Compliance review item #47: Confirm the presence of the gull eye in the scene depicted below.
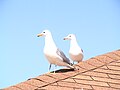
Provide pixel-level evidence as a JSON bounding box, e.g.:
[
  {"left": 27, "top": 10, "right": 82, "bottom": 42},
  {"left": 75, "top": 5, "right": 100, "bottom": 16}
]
[
  {"left": 69, "top": 35, "right": 71, "bottom": 37},
  {"left": 43, "top": 32, "right": 45, "bottom": 33}
]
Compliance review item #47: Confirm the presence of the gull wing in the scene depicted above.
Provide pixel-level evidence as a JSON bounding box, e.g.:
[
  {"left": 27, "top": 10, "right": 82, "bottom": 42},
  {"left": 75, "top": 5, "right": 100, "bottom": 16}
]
[{"left": 56, "top": 48, "right": 70, "bottom": 64}]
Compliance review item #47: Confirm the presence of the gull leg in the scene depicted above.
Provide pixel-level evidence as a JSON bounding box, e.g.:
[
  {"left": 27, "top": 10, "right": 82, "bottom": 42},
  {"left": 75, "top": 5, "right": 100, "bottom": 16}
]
[
  {"left": 73, "top": 61, "right": 74, "bottom": 64},
  {"left": 49, "top": 64, "right": 52, "bottom": 72},
  {"left": 53, "top": 65, "right": 57, "bottom": 73}
]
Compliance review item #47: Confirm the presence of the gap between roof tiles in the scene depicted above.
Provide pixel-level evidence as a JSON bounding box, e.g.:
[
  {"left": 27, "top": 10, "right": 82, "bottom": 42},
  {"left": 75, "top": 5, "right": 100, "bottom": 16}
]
[
  {"left": 90, "top": 85, "right": 94, "bottom": 90},
  {"left": 107, "top": 82, "right": 111, "bottom": 88},
  {"left": 106, "top": 73, "right": 112, "bottom": 79},
  {"left": 89, "top": 76, "right": 94, "bottom": 81}
]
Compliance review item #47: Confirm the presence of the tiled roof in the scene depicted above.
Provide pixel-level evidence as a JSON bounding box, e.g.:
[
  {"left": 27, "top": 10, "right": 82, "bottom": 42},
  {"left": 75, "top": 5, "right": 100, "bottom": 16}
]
[{"left": 3, "top": 49, "right": 120, "bottom": 90}]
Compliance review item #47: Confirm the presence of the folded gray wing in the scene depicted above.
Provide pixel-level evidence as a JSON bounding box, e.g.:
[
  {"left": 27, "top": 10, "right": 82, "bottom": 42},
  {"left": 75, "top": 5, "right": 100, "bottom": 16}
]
[{"left": 56, "top": 48, "right": 70, "bottom": 64}]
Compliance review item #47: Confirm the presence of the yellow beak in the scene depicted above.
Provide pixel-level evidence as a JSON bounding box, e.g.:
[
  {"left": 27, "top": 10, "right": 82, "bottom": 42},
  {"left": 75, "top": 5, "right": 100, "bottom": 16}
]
[{"left": 37, "top": 33, "right": 43, "bottom": 37}]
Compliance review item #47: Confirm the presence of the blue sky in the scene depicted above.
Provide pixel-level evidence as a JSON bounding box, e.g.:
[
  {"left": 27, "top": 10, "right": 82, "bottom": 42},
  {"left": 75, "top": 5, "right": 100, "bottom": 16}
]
[{"left": 0, "top": 0, "right": 120, "bottom": 88}]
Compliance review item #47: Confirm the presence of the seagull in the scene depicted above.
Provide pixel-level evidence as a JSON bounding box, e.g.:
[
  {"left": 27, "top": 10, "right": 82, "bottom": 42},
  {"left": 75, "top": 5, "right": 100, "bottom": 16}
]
[
  {"left": 37, "top": 30, "right": 74, "bottom": 72},
  {"left": 64, "top": 34, "right": 83, "bottom": 64}
]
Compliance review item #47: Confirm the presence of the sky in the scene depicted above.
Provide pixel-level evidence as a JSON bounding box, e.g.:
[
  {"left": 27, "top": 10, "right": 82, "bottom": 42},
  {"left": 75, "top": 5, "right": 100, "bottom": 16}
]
[{"left": 0, "top": 0, "right": 120, "bottom": 88}]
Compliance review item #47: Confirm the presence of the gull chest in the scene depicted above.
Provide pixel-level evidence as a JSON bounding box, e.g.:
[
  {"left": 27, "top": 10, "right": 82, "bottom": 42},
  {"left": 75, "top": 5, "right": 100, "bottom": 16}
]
[{"left": 44, "top": 48, "right": 58, "bottom": 64}]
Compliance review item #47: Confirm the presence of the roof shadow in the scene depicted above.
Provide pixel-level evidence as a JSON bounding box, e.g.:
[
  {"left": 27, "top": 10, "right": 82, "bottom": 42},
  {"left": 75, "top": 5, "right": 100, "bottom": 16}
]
[{"left": 50, "top": 68, "right": 75, "bottom": 73}]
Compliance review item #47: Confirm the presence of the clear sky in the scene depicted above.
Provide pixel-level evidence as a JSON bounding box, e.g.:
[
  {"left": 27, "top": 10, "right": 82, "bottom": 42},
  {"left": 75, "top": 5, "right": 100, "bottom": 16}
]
[{"left": 0, "top": 0, "right": 120, "bottom": 88}]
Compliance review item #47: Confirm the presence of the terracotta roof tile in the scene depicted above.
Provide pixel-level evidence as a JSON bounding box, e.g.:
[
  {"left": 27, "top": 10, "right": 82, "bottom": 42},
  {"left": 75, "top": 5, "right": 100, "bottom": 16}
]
[
  {"left": 75, "top": 61, "right": 96, "bottom": 70},
  {"left": 109, "top": 60, "right": 120, "bottom": 66},
  {"left": 100, "top": 65, "right": 109, "bottom": 69},
  {"left": 94, "top": 67, "right": 120, "bottom": 75},
  {"left": 25, "top": 78, "right": 47, "bottom": 87},
  {"left": 107, "top": 65, "right": 120, "bottom": 71},
  {"left": 15, "top": 82, "right": 38, "bottom": 90},
  {"left": 57, "top": 81, "right": 92, "bottom": 89},
  {"left": 72, "top": 74, "right": 93, "bottom": 80},
  {"left": 92, "top": 76, "right": 120, "bottom": 84},
  {"left": 105, "top": 52, "right": 120, "bottom": 60},
  {"left": 45, "top": 72, "right": 72, "bottom": 80},
  {"left": 108, "top": 74, "right": 120, "bottom": 80},
  {"left": 92, "top": 86, "right": 119, "bottom": 90},
  {"left": 116, "top": 60, "right": 120, "bottom": 63},
  {"left": 113, "top": 50, "right": 120, "bottom": 56},
  {"left": 3, "top": 49, "right": 120, "bottom": 90},
  {"left": 61, "top": 78, "right": 75, "bottom": 83},
  {"left": 108, "top": 83, "right": 120, "bottom": 89},
  {"left": 3, "top": 86, "right": 21, "bottom": 90},
  {"left": 85, "top": 58, "right": 104, "bottom": 67},
  {"left": 83, "top": 71, "right": 109, "bottom": 78},
  {"left": 35, "top": 75, "right": 57, "bottom": 83},
  {"left": 93, "top": 55, "right": 114, "bottom": 64},
  {"left": 37, "top": 85, "right": 75, "bottom": 90},
  {"left": 74, "top": 78, "right": 109, "bottom": 87}
]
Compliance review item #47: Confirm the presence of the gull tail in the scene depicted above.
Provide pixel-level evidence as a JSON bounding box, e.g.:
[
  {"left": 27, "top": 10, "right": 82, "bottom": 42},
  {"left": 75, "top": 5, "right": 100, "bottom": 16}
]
[{"left": 66, "top": 64, "right": 75, "bottom": 69}]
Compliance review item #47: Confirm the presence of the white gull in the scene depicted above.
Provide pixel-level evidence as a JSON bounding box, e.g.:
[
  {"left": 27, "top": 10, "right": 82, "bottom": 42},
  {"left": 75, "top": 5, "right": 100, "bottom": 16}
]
[
  {"left": 64, "top": 34, "right": 83, "bottom": 64},
  {"left": 37, "top": 30, "right": 74, "bottom": 72}
]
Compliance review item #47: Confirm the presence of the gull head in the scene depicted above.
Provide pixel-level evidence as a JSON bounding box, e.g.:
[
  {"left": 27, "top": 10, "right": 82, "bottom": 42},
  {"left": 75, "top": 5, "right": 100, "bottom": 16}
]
[
  {"left": 63, "top": 34, "right": 76, "bottom": 40},
  {"left": 37, "top": 30, "right": 51, "bottom": 37}
]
